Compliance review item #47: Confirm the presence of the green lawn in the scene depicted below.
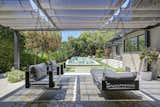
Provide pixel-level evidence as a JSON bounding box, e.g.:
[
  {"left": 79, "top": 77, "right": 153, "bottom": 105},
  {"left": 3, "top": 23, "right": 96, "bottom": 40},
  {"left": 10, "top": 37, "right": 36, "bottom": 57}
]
[
  {"left": 91, "top": 58, "right": 124, "bottom": 72},
  {"left": 66, "top": 66, "right": 75, "bottom": 72}
]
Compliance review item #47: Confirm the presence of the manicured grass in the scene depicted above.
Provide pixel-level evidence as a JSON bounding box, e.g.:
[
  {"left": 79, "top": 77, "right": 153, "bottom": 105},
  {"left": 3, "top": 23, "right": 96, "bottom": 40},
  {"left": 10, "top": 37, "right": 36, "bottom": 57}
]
[
  {"left": 92, "top": 58, "right": 124, "bottom": 72},
  {"left": 66, "top": 66, "right": 75, "bottom": 72}
]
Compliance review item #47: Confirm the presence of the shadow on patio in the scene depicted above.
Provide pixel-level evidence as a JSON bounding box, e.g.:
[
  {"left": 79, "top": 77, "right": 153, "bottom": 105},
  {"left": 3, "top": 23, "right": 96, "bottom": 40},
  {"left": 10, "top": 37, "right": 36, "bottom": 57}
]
[{"left": 1, "top": 75, "right": 160, "bottom": 107}]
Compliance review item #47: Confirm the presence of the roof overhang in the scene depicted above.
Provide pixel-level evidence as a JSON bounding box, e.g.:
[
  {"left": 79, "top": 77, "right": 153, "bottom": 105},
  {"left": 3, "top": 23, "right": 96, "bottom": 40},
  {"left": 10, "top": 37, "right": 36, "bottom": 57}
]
[{"left": 0, "top": 0, "right": 160, "bottom": 31}]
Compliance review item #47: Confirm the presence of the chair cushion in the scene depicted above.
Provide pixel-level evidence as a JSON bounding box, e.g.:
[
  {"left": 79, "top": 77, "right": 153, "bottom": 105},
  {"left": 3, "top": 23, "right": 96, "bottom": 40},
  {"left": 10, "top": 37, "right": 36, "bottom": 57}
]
[
  {"left": 29, "top": 63, "right": 47, "bottom": 81},
  {"left": 49, "top": 60, "right": 58, "bottom": 72},
  {"left": 104, "top": 70, "right": 137, "bottom": 81},
  {"left": 90, "top": 69, "right": 106, "bottom": 84}
]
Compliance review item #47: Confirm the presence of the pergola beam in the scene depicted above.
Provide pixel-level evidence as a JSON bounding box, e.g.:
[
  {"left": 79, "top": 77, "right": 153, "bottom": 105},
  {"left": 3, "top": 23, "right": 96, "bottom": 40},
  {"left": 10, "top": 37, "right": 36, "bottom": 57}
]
[
  {"left": 14, "top": 27, "right": 140, "bottom": 31},
  {"left": 33, "top": 0, "right": 57, "bottom": 28},
  {"left": 1, "top": 20, "right": 160, "bottom": 25},
  {"left": 11, "top": 24, "right": 155, "bottom": 30},
  {"left": 0, "top": 0, "right": 160, "bottom": 30},
  {"left": 3, "top": 21, "right": 159, "bottom": 25},
  {"left": 1, "top": 13, "right": 160, "bottom": 19},
  {"left": 1, "top": 6, "right": 160, "bottom": 11}
]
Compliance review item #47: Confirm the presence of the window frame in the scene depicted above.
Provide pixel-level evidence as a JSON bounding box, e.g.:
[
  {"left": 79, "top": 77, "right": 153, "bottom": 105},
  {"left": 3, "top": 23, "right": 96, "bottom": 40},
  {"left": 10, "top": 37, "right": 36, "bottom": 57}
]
[{"left": 124, "top": 34, "right": 145, "bottom": 53}]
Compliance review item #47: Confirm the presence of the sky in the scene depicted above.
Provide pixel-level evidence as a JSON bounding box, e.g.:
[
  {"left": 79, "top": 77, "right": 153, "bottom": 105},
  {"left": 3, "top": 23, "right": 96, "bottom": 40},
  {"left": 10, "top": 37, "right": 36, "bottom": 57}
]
[{"left": 62, "top": 31, "right": 81, "bottom": 41}]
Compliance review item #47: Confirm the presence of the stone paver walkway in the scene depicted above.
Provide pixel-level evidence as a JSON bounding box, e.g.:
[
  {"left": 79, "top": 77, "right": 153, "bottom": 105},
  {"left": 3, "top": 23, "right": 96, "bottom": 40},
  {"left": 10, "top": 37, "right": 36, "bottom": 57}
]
[
  {"left": 0, "top": 66, "right": 160, "bottom": 107},
  {"left": 1, "top": 74, "right": 160, "bottom": 107}
]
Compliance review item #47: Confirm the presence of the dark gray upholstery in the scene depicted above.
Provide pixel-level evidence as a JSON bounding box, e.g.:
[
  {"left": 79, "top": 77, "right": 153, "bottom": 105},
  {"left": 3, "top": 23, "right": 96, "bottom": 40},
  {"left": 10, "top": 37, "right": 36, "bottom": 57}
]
[
  {"left": 90, "top": 69, "right": 105, "bottom": 88},
  {"left": 91, "top": 69, "right": 105, "bottom": 83},
  {"left": 49, "top": 60, "right": 58, "bottom": 72},
  {"left": 91, "top": 69, "right": 139, "bottom": 91},
  {"left": 104, "top": 70, "right": 137, "bottom": 81},
  {"left": 29, "top": 63, "right": 48, "bottom": 81}
]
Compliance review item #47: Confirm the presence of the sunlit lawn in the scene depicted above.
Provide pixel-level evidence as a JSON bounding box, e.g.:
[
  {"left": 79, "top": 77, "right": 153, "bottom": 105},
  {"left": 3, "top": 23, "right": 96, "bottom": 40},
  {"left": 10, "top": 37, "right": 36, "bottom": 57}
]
[
  {"left": 92, "top": 58, "right": 124, "bottom": 72},
  {"left": 66, "top": 66, "right": 75, "bottom": 72}
]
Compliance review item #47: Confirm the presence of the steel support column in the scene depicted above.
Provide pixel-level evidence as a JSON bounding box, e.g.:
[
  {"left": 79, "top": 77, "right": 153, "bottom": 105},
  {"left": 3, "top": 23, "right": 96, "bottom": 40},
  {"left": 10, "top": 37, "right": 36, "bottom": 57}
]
[{"left": 14, "top": 31, "right": 20, "bottom": 69}]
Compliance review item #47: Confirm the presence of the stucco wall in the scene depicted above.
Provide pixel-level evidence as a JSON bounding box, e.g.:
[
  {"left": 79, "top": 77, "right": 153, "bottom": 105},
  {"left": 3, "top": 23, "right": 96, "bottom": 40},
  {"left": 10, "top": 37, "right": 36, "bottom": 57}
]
[
  {"left": 150, "top": 26, "right": 160, "bottom": 49},
  {"left": 122, "top": 53, "right": 141, "bottom": 72},
  {"left": 150, "top": 26, "right": 160, "bottom": 77}
]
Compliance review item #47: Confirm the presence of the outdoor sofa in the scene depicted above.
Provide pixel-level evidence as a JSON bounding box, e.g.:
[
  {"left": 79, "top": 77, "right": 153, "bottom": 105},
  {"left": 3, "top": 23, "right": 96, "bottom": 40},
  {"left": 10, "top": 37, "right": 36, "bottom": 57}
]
[
  {"left": 25, "top": 61, "right": 66, "bottom": 88},
  {"left": 91, "top": 69, "right": 139, "bottom": 91},
  {"left": 25, "top": 62, "right": 54, "bottom": 88}
]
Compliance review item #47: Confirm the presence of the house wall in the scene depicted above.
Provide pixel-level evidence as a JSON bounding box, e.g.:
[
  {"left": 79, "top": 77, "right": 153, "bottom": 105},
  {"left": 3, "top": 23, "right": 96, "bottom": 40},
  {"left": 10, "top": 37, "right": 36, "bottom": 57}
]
[
  {"left": 123, "top": 53, "right": 141, "bottom": 72},
  {"left": 112, "top": 46, "right": 117, "bottom": 58},
  {"left": 150, "top": 26, "right": 160, "bottom": 77},
  {"left": 122, "top": 26, "right": 160, "bottom": 77},
  {"left": 122, "top": 30, "right": 145, "bottom": 72},
  {"left": 111, "top": 39, "right": 123, "bottom": 60},
  {"left": 150, "top": 26, "right": 160, "bottom": 49}
]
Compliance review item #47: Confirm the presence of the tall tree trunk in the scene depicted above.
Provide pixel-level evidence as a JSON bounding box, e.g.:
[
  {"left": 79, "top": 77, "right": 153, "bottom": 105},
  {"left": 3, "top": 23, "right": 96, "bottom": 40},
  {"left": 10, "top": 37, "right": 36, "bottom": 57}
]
[
  {"left": 47, "top": 51, "right": 50, "bottom": 61},
  {"left": 34, "top": 51, "right": 37, "bottom": 64}
]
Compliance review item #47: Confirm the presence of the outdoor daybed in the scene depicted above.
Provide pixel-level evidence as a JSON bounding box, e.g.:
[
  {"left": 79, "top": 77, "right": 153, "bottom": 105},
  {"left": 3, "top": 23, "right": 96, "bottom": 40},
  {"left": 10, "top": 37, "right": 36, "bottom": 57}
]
[{"left": 91, "top": 69, "right": 139, "bottom": 91}]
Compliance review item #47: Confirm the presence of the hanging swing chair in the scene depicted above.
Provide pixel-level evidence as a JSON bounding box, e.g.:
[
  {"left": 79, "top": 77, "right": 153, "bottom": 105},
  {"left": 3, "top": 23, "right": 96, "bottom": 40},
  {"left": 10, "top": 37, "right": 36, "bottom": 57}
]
[{"left": 91, "top": 10, "right": 139, "bottom": 91}]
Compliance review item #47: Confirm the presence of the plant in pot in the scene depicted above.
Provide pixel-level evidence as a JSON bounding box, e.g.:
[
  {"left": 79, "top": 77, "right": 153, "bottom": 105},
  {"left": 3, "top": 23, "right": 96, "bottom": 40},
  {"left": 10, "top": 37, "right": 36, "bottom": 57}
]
[{"left": 140, "top": 48, "right": 159, "bottom": 81}]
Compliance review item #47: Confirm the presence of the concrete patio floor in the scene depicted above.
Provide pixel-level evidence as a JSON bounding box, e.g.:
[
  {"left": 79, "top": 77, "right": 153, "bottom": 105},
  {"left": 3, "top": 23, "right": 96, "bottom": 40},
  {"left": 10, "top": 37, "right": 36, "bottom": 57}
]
[
  {"left": 0, "top": 78, "right": 24, "bottom": 100},
  {"left": 0, "top": 72, "right": 160, "bottom": 107}
]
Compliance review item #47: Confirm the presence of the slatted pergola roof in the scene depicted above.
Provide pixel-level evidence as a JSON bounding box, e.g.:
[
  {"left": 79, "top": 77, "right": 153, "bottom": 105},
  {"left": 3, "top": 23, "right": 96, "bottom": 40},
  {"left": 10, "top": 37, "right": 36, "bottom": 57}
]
[{"left": 0, "top": 0, "right": 160, "bottom": 31}]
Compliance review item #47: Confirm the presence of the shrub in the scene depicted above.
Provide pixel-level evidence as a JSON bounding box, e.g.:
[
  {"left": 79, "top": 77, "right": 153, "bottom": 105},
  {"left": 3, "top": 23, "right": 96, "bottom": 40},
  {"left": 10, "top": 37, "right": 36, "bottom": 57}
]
[
  {"left": 96, "top": 49, "right": 104, "bottom": 58},
  {"left": 20, "top": 51, "right": 47, "bottom": 70},
  {"left": 0, "top": 37, "right": 14, "bottom": 72},
  {"left": 50, "top": 50, "right": 68, "bottom": 63},
  {"left": 7, "top": 67, "right": 25, "bottom": 83}
]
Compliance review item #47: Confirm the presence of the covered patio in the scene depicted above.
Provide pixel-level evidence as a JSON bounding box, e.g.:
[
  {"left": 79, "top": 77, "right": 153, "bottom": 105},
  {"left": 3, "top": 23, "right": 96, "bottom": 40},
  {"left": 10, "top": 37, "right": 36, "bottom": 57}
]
[
  {"left": 0, "top": 0, "right": 160, "bottom": 107},
  {"left": 1, "top": 73, "right": 160, "bottom": 107},
  {"left": 1, "top": 0, "right": 160, "bottom": 69}
]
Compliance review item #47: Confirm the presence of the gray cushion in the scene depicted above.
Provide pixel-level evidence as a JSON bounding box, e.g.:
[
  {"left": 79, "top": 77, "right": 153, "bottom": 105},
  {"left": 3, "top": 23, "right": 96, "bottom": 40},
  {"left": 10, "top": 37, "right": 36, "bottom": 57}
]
[
  {"left": 104, "top": 70, "right": 137, "bottom": 81},
  {"left": 29, "top": 63, "right": 47, "bottom": 81},
  {"left": 49, "top": 60, "right": 58, "bottom": 72},
  {"left": 90, "top": 69, "right": 106, "bottom": 84}
]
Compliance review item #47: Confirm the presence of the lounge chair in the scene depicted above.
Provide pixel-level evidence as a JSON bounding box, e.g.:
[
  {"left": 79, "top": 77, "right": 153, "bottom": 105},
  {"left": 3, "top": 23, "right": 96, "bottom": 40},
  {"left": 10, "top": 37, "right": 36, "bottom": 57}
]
[
  {"left": 25, "top": 63, "right": 54, "bottom": 88},
  {"left": 91, "top": 69, "right": 139, "bottom": 91}
]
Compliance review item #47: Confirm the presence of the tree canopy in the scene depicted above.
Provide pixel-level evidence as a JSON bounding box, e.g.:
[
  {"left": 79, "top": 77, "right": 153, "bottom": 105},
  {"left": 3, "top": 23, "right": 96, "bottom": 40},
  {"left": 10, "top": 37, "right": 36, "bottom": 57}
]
[
  {"left": 0, "top": 27, "right": 115, "bottom": 72},
  {"left": 67, "top": 31, "right": 115, "bottom": 57},
  {"left": 22, "top": 31, "right": 62, "bottom": 63}
]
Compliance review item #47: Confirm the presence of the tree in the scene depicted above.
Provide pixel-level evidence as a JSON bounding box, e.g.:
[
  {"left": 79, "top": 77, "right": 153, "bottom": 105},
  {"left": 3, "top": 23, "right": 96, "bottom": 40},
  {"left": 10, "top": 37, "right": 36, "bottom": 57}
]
[
  {"left": 67, "top": 30, "right": 115, "bottom": 57},
  {"left": 0, "top": 26, "right": 14, "bottom": 72},
  {"left": 40, "top": 31, "right": 61, "bottom": 60},
  {"left": 23, "top": 31, "right": 41, "bottom": 64},
  {"left": 22, "top": 31, "right": 62, "bottom": 63}
]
